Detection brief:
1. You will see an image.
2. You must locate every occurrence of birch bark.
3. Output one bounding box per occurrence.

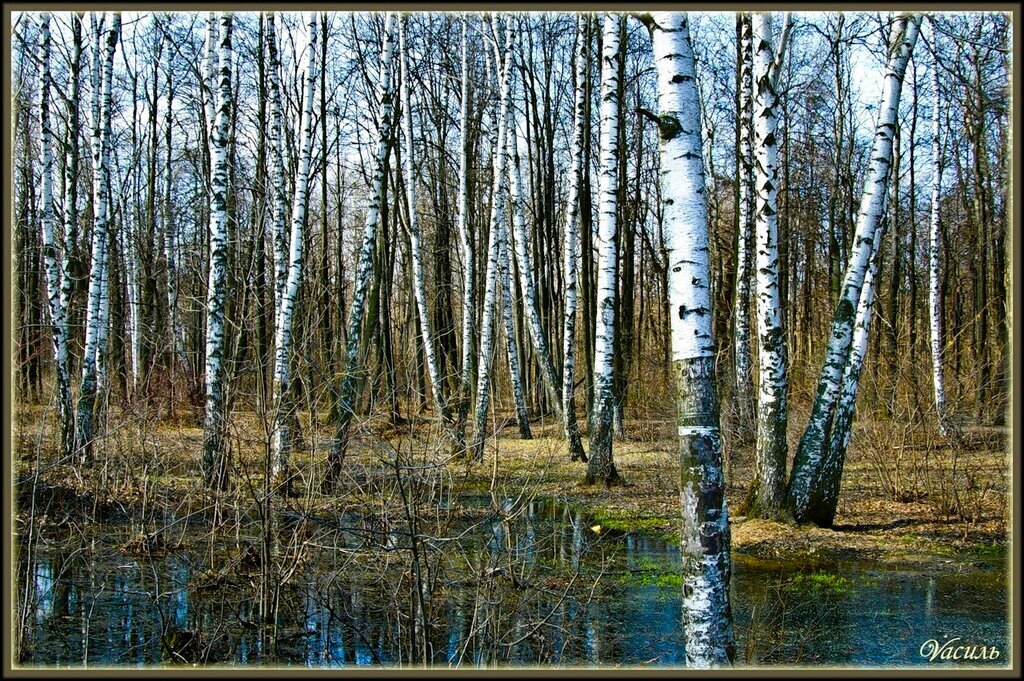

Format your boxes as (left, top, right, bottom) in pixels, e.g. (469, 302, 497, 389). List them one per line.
(562, 14, 588, 463)
(325, 13, 398, 488)
(400, 14, 459, 444)
(469, 16, 513, 462)
(585, 13, 623, 486)
(38, 13, 75, 460)
(745, 12, 791, 520)
(202, 12, 233, 489)
(788, 14, 921, 524)
(75, 12, 119, 461)
(650, 10, 735, 667)
(732, 13, 755, 443)
(927, 27, 948, 435)
(270, 13, 317, 493)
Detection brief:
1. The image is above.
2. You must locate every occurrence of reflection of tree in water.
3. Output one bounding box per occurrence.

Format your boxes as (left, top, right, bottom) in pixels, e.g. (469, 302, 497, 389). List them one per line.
(737, 568, 853, 665)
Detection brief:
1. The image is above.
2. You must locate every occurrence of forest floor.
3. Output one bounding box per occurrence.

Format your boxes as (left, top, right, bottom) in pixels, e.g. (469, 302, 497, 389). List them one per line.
(13, 402, 1010, 574)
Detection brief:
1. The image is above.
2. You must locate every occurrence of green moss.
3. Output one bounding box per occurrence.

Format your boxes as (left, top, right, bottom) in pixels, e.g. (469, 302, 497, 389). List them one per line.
(786, 570, 855, 596)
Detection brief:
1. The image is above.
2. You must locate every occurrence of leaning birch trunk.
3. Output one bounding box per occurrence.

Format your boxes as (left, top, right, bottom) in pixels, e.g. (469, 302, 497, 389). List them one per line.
(325, 13, 398, 489)
(561, 14, 588, 463)
(469, 18, 513, 462)
(927, 30, 948, 436)
(586, 13, 623, 486)
(456, 17, 476, 438)
(501, 209, 532, 439)
(75, 12, 119, 461)
(732, 13, 755, 443)
(270, 12, 317, 494)
(788, 14, 921, 524)
(509, 107, 583, 457)
(266, 13, 288, 311)
(37, 14, 75, 461)
(812, 210, 889, 528)
(399, 14, 460, 450)
(202, 12, 233, 490)
(744, 12, 791, 520)
(650, 11, 735, 667)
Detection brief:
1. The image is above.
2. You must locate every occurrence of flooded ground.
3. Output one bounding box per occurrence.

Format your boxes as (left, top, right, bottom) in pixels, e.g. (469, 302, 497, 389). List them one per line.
(17, 497, 1008, 668)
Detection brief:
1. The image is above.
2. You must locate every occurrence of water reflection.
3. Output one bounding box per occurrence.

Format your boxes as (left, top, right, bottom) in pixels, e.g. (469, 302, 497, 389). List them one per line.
(18, 500, 1008, 668)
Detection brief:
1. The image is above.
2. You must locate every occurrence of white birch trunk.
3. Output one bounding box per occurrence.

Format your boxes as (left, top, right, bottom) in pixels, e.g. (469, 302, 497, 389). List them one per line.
(509, 105, 583, 459)
(270, 12, 317, 491)
(561, 14, 588, 463)
(651, 11, 734, 667)
(326, 13, 398, 487)
(501, 205, 532, 439)
(788, 14, 921, 525)
(75, 12, 119, 460)
(456, 17, 476, 433)
(928, 31, 948, 435)
(60, 13, 82, 378)
(585, 13, 623, 486)
(814, 209, 889, 527)
(469, 17, 513, 462)
(746, 12, 789, 519)
(202, 12, 232, 489)
(732, 13, 755, 442)
(266, 13, 289, 312)
(400, 15, 456, 437)
(38, 14, 75, 460)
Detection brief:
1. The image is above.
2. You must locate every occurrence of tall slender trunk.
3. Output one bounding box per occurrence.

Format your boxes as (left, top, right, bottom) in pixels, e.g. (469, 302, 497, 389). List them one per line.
(509, 98, 582, 453)
(271, 12, 317, 494)
(501, 197, 532, 440)
(585, 13, 623, 487)
(928, 29, 947, 434)
(562, 14, 588, 463)
(812, 208, 889, 527)
(788, 14, 921, 525)
(745, 12, 791, 520)
(469, 16, 513, 462)
(732, 13, 755, 444)
(399, 14, 460, 448)
(266, 13, 288, 314)
(202, 12, 233, 490)
(650, 11, 735, 667)
(164, 27, 189, 398)
(75, 12, 120, 461)
(325, 13, 398, 489)
(37, 14, 75, 460)
(456, 17, 477, 440)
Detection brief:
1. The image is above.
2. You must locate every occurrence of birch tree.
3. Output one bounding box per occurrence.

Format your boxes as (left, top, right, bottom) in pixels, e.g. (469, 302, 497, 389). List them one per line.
(811, 208, 889, 528)
(745, 12, 792, 520)
(399, 14, 461, 449)
(649, 10, 735, 667)
(37, 13, 74, 460)
(732, 13, 755, 443)
(75, 12, 120, 461)
(561, 14, 588, 463)
(266, 13, 288, 312)
(788, 14, 922, 525)
(928, 25, 948, 436)
(270, 12, 317, 494)
(326, 13, 398, 488)
(501, 199, 532, 440)
(586, 12, 623, 487)
(469, 16, 513, 462)
(456, 17, 476, 434)
(60, 13, 83, 392)
(202, 11, 233, 490)
(509, 96, 584, 457)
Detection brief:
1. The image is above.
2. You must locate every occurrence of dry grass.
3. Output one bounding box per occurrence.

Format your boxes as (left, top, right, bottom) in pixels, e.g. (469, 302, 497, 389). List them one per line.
(13, 399, 1009, 572)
